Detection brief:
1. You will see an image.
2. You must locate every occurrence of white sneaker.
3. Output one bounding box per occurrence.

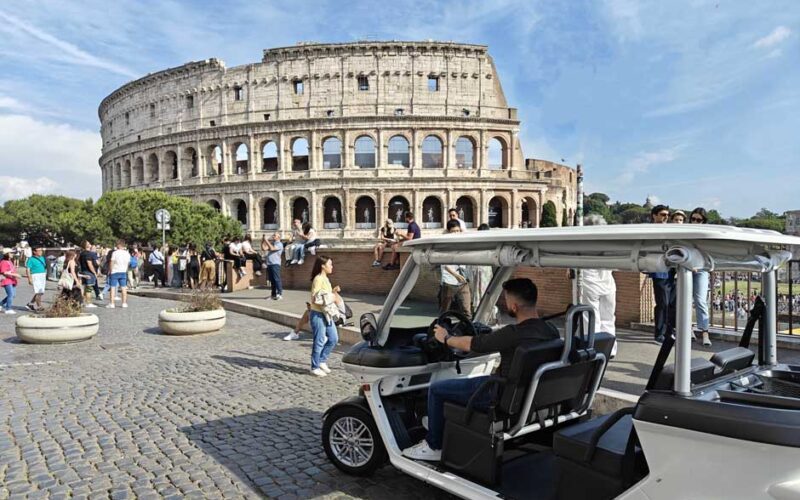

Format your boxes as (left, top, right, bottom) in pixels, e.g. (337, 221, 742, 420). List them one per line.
(290, 260, 298, 265)
(421, 416, 429, 430)
(402, 440, 441, 461)
(122, 303, 128, 308)
(85, 304, 97, 308)
(4, 309, 16, 315)
(310, 368, 327, 377)
(702, 332, 712, 347)
(309, 247, 317, 256)
(114, 296, 121, 301)
(283, 331, 300, 341)
(297, 259, 304, 265)
(372, 260, 381, 267)
(319, 363, 332, 374)
(255, 271, 262, 276)
(105, 304, 115, 309)
(611, 341, 618, 359)
(274, 295, 283, 300)
(99, 293, 104, 301)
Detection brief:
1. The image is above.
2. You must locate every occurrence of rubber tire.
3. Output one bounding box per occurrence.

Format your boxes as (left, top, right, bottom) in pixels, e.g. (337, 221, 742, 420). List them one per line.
(322, 406, 387, 476)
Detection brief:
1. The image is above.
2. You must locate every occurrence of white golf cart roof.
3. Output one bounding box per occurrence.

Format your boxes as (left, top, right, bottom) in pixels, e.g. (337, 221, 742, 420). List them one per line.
(404, 224, 800, 273)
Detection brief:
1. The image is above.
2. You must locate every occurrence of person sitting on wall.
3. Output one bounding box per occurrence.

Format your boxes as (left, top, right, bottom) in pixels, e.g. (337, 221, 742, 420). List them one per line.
(284, 219, 304, 266)
(383, 211, 421, 270)
(290, 223, 320, 266)
(402, 278, 559, 461)
(241, 235, 263, 276)
(372, 220, 397, 267)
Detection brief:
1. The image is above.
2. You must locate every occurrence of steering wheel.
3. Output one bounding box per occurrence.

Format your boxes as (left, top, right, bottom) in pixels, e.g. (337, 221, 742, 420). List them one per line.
(426, 311, 477, 360)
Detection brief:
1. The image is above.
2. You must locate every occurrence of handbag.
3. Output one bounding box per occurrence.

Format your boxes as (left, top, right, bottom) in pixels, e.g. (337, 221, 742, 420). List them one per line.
(58, 269, 75, 291)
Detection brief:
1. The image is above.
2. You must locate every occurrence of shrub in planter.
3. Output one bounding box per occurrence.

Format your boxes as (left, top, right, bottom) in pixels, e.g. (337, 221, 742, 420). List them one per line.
(158, 290, 226, 335)
(16, 296, 99, 344)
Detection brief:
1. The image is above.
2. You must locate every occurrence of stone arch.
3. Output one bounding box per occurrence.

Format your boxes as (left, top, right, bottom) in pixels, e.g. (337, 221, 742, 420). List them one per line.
(114, 163, 121, 189)
(261, 140, 278, 172)
(291, 137, 309, 171)
(322, 136, 342, 169)
(521, 196, 539, 228)
(232, 198, 248, 227)
(323, 196, 343, 228)
(133, 157, 144, 185)
(455, 195, 476, 228)
(207, 145, 222, 176)
(164, 151, 178, 180)
(355, 195, 376, 228)
(354, 135, 376, 168)
(422, 195, 443, 229)
(421, 135, 444, 168)
(292, 196, 310, 224)
(123, 160, 132, 187)
(146, 153, 159, 183)
(208, 199, 221, 212)
(233, 142, 249, 175)
(488, 195, 510, 228)
(182, 147, 198, 178)
(455, 136, 476, 169)
(388, 195, 410, 227)
(488, 137, 507, 170)
(387, 135, 410, 168)
(262, 198, 279, 229)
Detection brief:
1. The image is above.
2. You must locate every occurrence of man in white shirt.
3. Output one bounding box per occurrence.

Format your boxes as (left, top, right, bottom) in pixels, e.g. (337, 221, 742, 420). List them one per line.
(448, 208, 467, 232)
(148, 245, 165, 287)
(439, 220, 471, 317)
(107, 240, 131, 308)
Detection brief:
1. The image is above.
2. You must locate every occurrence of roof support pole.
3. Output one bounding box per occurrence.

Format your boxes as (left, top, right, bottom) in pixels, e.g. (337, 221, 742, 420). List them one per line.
(762, 270, 778, 366)
(674, 267, 693, 396)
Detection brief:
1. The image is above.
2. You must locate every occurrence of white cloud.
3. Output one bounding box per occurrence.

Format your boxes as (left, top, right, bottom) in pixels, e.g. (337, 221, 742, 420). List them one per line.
(0, 114, 101, 178)
(0, 10, 137, 78)
(753, 26, 792, 49)
(618, 145, 684, 184)
(602, 0, 643, 42)
(0, 176, 57, 202)
(0, 95, 27, 112)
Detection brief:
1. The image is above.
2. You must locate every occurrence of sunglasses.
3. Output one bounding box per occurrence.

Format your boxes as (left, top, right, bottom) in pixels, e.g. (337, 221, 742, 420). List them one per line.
(657, 212, 669, 217)
(690, 217, 705, 222)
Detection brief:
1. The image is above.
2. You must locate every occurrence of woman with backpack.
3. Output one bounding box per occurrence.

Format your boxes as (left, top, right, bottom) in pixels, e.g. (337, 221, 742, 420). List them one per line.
(199, 242, 218, 290)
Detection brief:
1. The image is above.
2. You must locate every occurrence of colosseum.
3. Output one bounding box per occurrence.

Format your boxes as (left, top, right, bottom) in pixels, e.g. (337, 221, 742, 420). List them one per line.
(98, 41, 576, 242)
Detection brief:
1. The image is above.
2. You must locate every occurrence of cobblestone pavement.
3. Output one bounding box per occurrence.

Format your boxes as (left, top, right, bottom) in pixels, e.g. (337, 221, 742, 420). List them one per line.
(0, 285, 451, 499)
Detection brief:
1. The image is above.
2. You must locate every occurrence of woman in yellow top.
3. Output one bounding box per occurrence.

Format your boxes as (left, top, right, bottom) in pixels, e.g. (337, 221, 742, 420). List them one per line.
(309, 256, 339, 377)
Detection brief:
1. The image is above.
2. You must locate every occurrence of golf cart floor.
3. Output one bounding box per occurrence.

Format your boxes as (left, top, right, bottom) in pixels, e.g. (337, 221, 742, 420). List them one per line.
(497, 451, 559, 500)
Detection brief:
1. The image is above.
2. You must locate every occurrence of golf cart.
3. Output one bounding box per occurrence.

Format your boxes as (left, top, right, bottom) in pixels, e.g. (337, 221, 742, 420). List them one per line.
(322, 225, 800, 499)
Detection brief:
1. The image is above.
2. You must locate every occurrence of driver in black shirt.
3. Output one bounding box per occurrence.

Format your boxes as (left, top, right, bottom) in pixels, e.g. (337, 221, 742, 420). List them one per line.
(402, 278, 559, 461)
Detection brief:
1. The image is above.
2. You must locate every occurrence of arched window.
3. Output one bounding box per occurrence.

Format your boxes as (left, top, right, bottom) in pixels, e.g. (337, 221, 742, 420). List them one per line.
(234, 143, 248, 174)
(488, 137, 507, 170)
(124, 160, 132, 187)
(322, 137, 342, 169)
(182, 147, 198, 178)
(262, 141, 278, 172)
(146, 153, 159, 183)
(354, 136, 376, 168)
(133, 157, 144, 185)
(262, 199, 278, 229)
(323, 197, 343, 228)
(355, 196, 376, 229)
(388, 196, 410, 228)
(521, 197, 538, 228)
(233, 199, 248, 227)
(114, 163, 121, 189)
(292, 197, 310, 224)
(455, 196, 475, 228)
(422, 135, 443, 168)
(292, 138, 309, 171)
(388, 135, 410, 168)
(455, 137, 475, 169)
(422, 196, 443, 229)
(207, 145, 222, 176)
(208, 200, 221, 212)
(164, 151, 178, 179)
(488, 196, 509, 228)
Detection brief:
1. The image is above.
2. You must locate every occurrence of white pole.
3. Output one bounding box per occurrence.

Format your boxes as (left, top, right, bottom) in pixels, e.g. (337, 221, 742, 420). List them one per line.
(574, 164, 584, 304)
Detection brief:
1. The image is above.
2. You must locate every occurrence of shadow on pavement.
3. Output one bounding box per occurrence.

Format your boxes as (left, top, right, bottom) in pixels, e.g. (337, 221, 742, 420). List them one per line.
(182, 408, 451, 499)
(212, 355, 310, 375)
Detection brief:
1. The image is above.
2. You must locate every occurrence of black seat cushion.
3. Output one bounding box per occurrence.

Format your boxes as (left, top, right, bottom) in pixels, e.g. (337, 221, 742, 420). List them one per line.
(653, 357, 716, 390)
(710, 347, 755, 375)
(553, 413, 634, 477)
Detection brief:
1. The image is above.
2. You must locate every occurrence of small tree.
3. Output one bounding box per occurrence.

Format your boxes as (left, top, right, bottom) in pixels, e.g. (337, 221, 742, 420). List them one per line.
(541, 201, 558, 227)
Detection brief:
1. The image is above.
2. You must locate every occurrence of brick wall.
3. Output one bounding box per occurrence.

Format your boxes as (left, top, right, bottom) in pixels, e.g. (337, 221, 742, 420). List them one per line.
(234, 248, 650, 327)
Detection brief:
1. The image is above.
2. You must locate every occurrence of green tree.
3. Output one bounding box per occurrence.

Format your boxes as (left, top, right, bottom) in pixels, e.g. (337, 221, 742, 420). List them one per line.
(0, 195, 96, 246)
(735, 218, 784, 232)
(541, 201, 558, 227)
(619, 207, 650, 224)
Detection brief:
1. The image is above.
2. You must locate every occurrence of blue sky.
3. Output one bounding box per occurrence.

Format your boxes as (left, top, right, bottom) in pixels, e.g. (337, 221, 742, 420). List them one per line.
(0, 0, 797, 217)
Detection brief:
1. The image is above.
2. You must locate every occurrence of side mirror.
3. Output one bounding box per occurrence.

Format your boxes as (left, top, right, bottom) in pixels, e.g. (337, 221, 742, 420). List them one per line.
(360, 312, 378, 344)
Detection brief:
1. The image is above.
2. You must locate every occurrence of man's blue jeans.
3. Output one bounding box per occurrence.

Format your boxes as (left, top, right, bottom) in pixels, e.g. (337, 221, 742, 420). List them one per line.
(426, 376, 493, 450)
(1, 284, 15, 310)
(310, 310, 338, 370)
(267, 264, 282, 297)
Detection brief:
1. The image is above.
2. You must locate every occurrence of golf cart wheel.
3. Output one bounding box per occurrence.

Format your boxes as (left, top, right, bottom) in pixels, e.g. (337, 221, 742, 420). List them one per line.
(323, 406, 387, 476)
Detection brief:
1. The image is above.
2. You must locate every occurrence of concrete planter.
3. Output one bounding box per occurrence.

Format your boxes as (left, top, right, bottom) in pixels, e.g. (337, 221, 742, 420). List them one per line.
(15, 314, 99, 344)
(158, 308, 226, 335)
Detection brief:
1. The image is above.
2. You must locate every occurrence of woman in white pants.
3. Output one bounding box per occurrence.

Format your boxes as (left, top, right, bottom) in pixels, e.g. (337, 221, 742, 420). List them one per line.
(581, 215, 617, 357)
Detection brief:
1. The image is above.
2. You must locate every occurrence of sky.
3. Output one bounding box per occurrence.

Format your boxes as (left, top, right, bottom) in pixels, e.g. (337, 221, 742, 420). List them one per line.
(0, 0, 797, 218)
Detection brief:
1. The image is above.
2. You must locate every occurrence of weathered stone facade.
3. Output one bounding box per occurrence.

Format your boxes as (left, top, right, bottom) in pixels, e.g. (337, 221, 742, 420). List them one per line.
(98, 41, 576, 241)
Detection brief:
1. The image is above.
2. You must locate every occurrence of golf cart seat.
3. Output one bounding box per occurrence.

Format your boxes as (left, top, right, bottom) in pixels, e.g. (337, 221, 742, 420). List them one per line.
(652, 347, 755, 390)
(440, 306, 613, 485)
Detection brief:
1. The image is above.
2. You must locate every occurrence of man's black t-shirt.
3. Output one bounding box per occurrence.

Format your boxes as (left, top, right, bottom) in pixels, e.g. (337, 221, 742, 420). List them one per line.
(407, 221, 421, 240)
(470, 318, 560, 378)
(78, 250, 94, 274)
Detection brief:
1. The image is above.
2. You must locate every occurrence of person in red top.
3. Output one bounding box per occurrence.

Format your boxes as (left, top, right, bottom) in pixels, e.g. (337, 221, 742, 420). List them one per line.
(0, 249, 21, 314)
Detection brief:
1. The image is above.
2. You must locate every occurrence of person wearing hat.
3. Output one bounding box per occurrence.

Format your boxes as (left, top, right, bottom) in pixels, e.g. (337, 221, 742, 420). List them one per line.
(0, 248, 21, 314)
(670, 210, 686, 223)
(372, 219, 397, 267)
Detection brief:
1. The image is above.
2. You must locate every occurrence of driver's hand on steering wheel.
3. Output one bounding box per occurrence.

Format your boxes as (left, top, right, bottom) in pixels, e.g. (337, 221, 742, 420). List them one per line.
(433, 324, 448, 343)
